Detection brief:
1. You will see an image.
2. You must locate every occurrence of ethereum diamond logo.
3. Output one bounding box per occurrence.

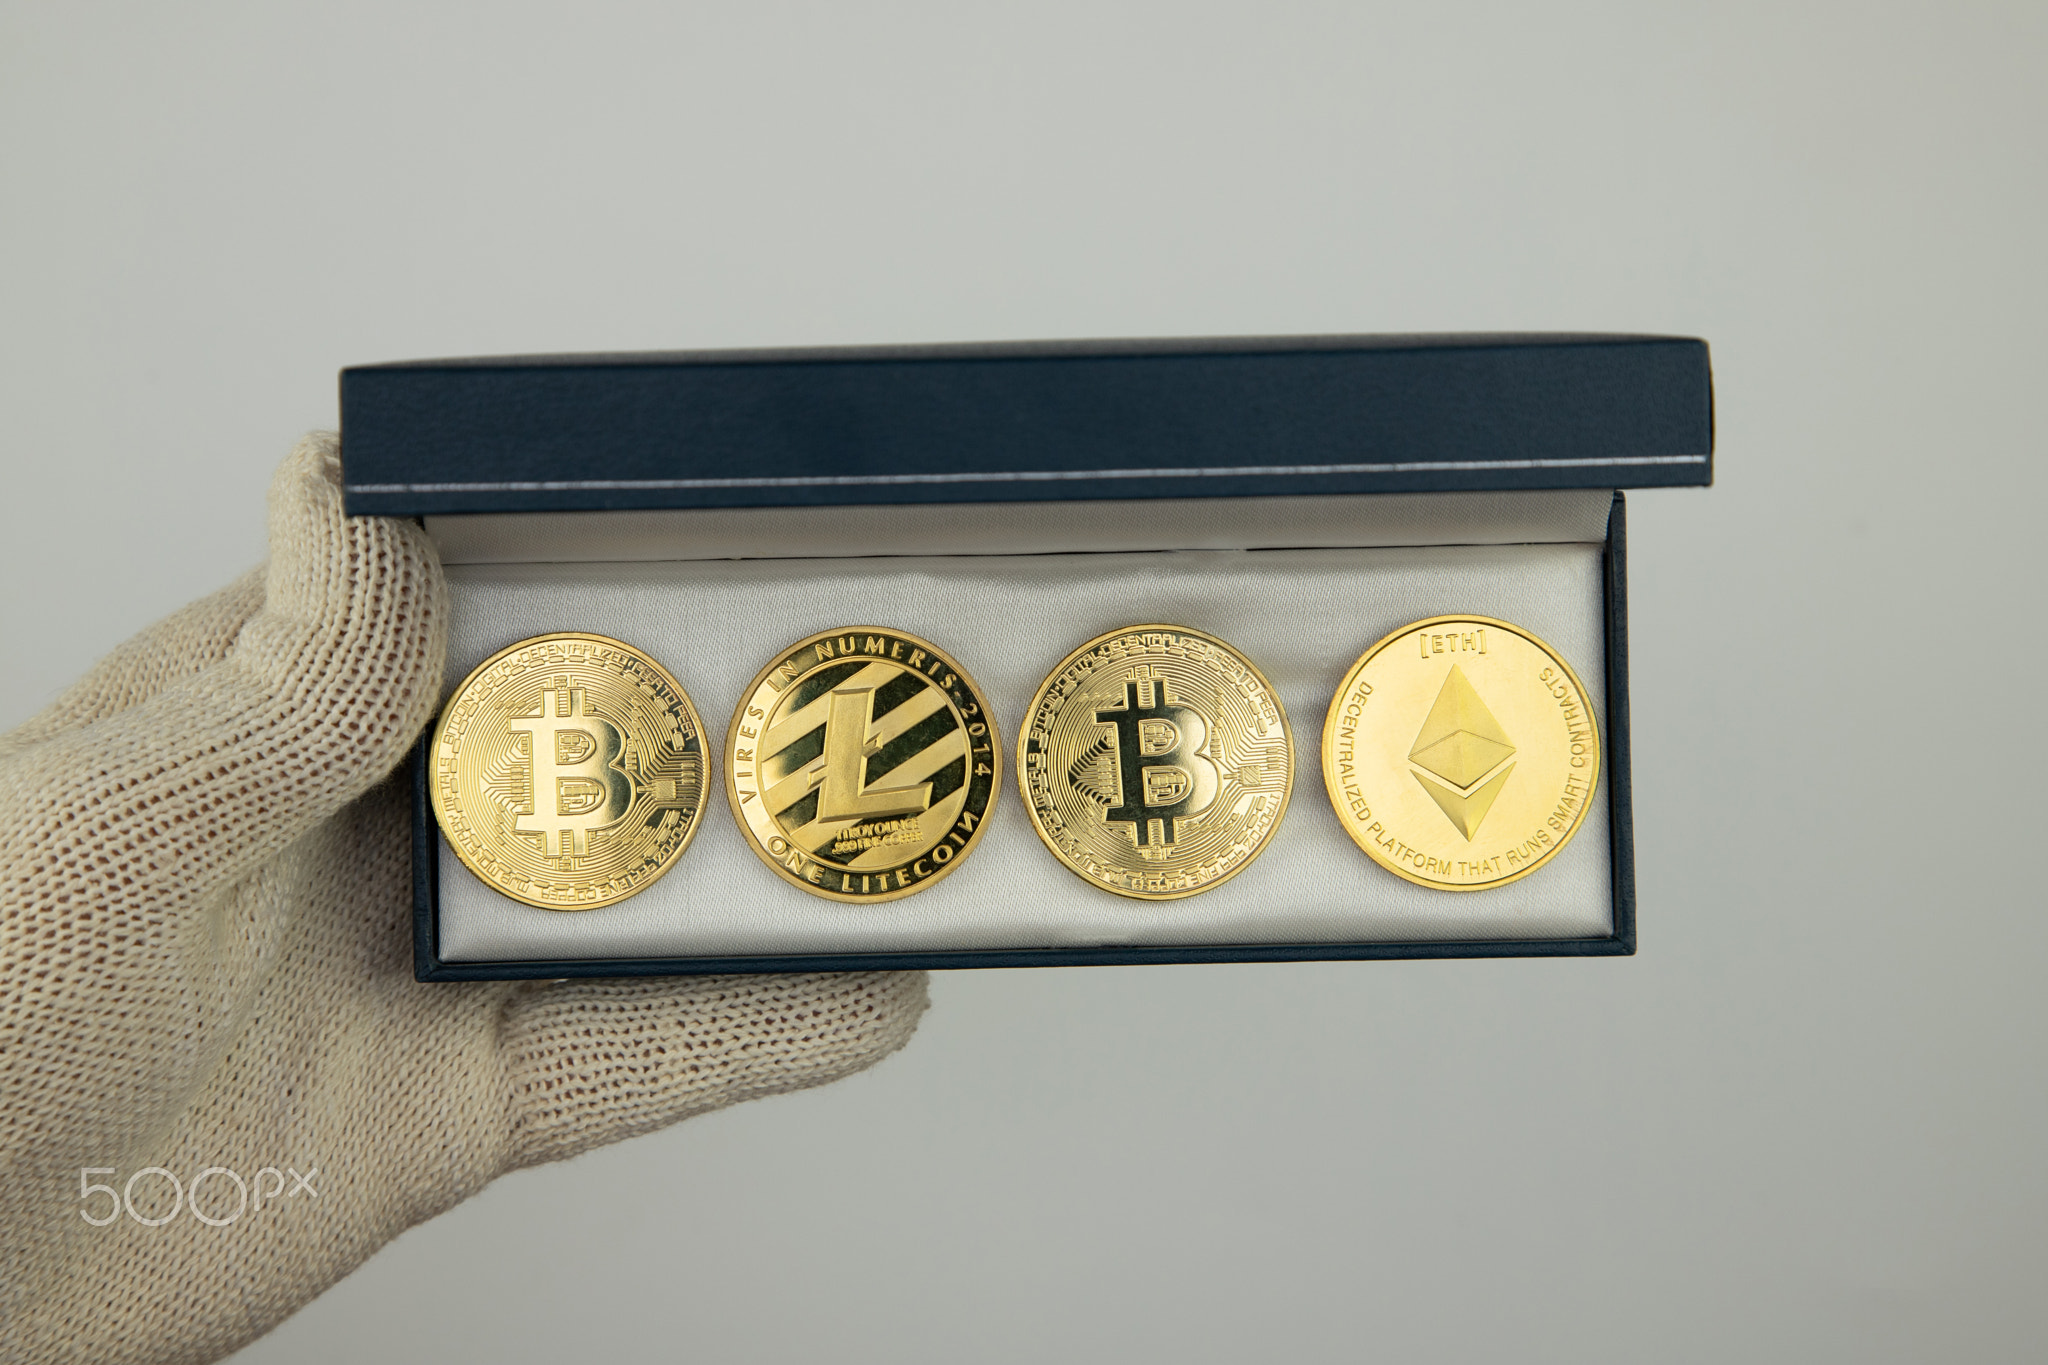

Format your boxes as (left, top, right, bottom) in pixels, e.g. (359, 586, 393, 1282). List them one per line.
(1408, 666, 1516, 840)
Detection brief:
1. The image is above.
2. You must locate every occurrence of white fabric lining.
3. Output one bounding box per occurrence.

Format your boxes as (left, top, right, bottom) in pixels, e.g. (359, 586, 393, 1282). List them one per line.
(427, 488, 1614, 566)
(433, 541, 1612, 962)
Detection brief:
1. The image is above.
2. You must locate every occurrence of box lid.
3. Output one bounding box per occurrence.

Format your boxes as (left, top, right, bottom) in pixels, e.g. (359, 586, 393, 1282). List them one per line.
(340, 333, 1712, 516)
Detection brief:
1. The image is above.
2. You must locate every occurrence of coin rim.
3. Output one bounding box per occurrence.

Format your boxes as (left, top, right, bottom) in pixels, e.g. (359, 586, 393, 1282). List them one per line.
(1320, 613, 1601, 893)
(428, 631, 711, 913)
(722, 626, 1002, 905)
(1015, 622, 1295, 903)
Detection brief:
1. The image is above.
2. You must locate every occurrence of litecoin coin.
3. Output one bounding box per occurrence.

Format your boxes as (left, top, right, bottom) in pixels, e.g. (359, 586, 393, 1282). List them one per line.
(1323, 616, 1600, 891)
(1018, 625, 1294, 900)
(430, 632, 708, 911)
(726, 628, 1000, 903)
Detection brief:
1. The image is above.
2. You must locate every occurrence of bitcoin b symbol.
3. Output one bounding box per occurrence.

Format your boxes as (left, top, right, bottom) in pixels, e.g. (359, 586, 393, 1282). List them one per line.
(509, 684, 632, 857)
(1095, 676, 1220, 846)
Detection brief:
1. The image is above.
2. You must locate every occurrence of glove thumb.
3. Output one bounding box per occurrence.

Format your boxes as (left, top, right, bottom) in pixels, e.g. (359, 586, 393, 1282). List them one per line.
(498, 971, 930, 1170)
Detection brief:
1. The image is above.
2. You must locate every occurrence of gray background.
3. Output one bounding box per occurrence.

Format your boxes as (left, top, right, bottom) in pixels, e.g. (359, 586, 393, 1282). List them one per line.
(2, 2, 2041, 1360)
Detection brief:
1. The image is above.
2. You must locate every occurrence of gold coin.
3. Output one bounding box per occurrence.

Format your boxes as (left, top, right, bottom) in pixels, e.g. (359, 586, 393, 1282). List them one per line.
(1322, 616, 1599, 891)
(429, 632, 708, 911)
(1018, 625, 1293, 900)
(726, 628, 1000, 903)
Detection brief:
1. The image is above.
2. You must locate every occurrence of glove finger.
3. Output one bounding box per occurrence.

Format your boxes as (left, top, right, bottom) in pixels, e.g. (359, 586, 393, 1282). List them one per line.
(0, 432, 447, 919)
(0, 567, 264, 758)
(499, 970, 929, 1169)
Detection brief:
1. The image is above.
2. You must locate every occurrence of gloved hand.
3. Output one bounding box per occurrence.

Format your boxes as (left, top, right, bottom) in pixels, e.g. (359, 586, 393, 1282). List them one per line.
(0, 435, 928, 1365)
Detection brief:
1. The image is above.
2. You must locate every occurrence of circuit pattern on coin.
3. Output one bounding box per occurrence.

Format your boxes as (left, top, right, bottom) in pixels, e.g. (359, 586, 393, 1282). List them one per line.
(1322, 615, 1599, 891)
(430, 632, 707, 912)
(1019, 625, 1293, 900)
(726, 628, 1000, 903)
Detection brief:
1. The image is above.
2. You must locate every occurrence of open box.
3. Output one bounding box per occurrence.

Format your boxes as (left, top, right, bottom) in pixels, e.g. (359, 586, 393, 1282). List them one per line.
(338, 335, 1713, 979)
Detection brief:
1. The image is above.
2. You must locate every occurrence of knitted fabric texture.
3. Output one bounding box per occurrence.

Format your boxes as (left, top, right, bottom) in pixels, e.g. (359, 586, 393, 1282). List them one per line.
(0, 435, 929, 1365)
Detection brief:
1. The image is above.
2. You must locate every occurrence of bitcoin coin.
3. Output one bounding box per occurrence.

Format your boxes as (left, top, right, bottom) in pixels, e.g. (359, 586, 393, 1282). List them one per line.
(1018, 625, 1293, 900)
(429, 632, 708, 911)
(1322, 616, 1599, 891)
(726, 628, 1000, 903)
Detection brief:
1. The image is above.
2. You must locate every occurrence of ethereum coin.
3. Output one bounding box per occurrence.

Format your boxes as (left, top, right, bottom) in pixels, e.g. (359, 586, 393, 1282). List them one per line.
(1322, 616, 1599, 891)
(726, 628, 1000, 903)
(430, 632, 708, 911)
(1018, 625, 1293, 900)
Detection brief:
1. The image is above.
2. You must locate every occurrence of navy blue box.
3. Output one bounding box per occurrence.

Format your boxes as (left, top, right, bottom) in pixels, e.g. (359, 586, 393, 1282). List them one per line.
(340, 334, 1713, 980)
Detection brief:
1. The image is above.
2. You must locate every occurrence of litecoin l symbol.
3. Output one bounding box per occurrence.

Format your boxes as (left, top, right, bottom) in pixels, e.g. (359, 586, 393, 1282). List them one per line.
(815, 686, 934, 822)
(1096, 677, 1220, 846)
(509, 684, 633, 857)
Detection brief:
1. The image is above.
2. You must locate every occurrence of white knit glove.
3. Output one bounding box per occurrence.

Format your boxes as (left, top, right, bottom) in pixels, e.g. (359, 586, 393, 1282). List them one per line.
(0, 435, 929, 1365)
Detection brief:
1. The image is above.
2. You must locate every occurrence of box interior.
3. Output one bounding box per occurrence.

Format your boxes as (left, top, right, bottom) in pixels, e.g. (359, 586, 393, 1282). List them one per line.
(427, 489, 1618, 963)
